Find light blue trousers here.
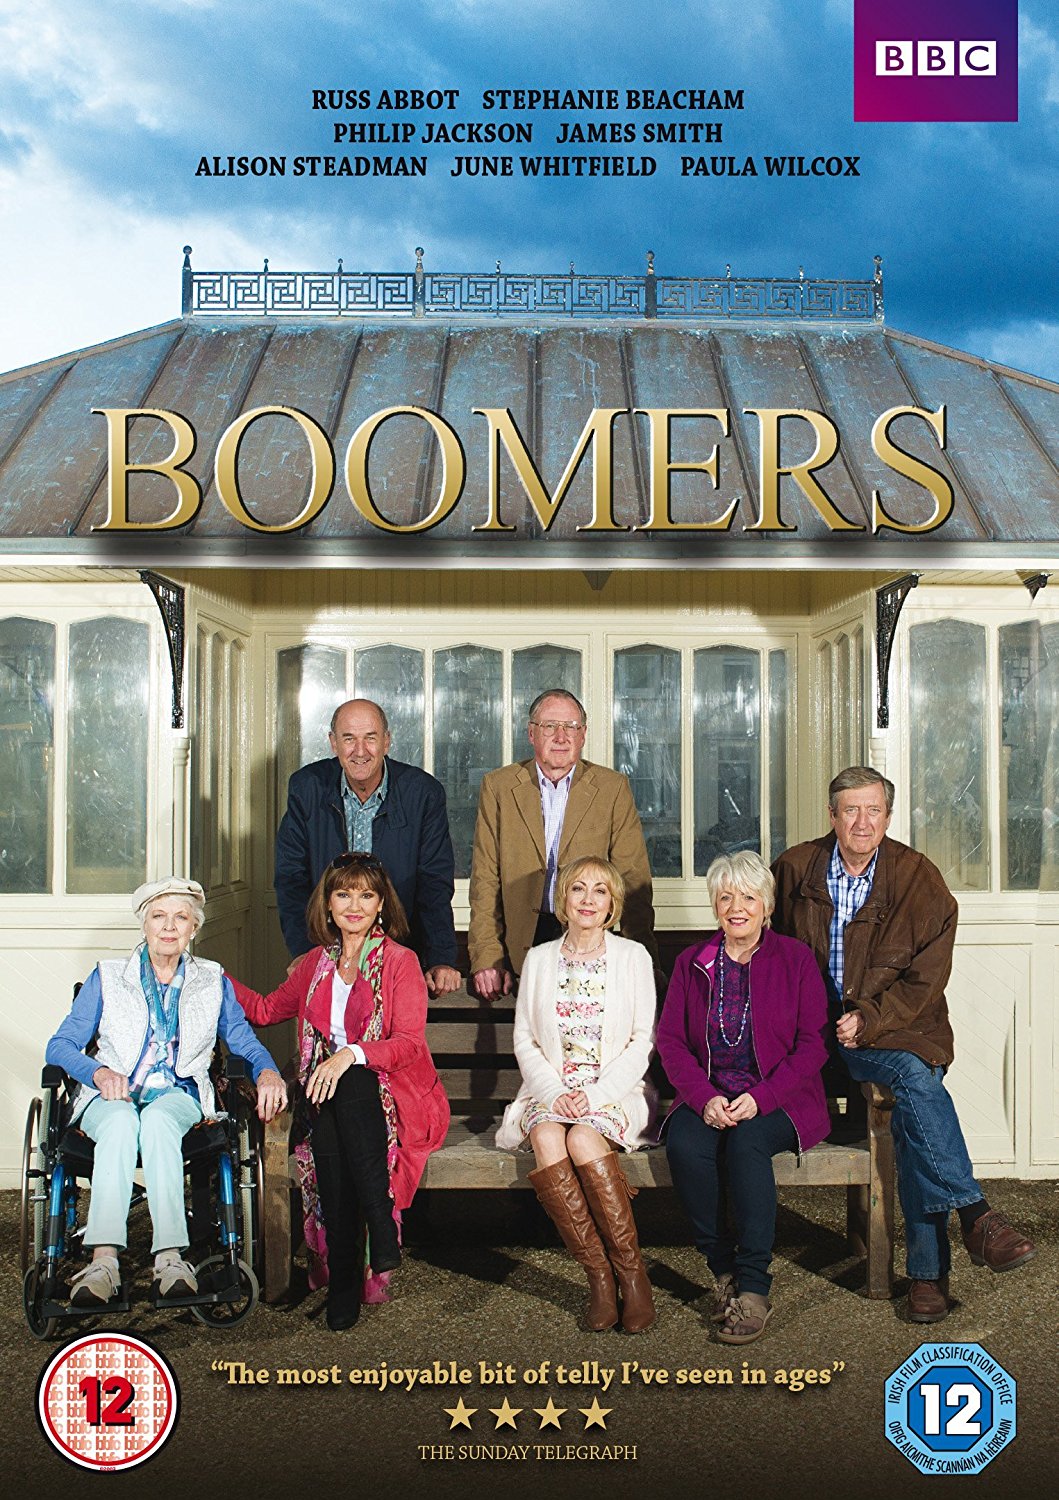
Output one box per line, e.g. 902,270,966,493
80,1091,203,1252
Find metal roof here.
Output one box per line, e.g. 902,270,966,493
1,311,1058,568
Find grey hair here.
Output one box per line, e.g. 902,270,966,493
527,688,586,726
828,766,895,815
138,893,206,937
705,850,775,923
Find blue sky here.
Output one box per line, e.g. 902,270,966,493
1,0,1057,377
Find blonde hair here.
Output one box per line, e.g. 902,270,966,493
705,850,775,924
554,856,625,931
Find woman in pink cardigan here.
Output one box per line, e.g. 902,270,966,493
231,853,448,1330
496,855,657,1334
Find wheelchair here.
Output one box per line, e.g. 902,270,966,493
21,1050,266,1339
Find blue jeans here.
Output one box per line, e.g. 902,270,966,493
80,1091,203,1253
841,1046,982,1280
665,1104,797,1296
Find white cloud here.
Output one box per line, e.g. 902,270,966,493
1021,15,1059,108
0,141,428,371
963,318,1059,384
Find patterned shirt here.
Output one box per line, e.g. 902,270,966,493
342,761,389,852
537,764,573,913
826,841,879,998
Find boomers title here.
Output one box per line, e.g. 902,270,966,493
94,402,954,536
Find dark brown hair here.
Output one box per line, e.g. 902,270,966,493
305,853,410,948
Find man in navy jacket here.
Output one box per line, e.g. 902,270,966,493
275,698,461,994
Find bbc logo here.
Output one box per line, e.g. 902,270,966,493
875,40,997,77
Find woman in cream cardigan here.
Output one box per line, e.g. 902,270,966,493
496,855,657,1333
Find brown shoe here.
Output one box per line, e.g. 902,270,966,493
907,1277,951,1323
576,1154,656,1333
529,1158,618,1331
962,1210,1036,1273
716,1292,772,1344
709,1273,737,1323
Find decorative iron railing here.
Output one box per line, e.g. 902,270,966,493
181,247,884,323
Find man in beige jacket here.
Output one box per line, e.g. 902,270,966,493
468,690,656,998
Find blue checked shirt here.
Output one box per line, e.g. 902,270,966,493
826,842,879,999
342,761,389,852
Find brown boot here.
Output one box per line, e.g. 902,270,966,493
528,1158,618,1331
962,1210,1036,1273
907,1277,951,1323
576,1154,656,1334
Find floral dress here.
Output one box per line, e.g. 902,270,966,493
520,951,634,1149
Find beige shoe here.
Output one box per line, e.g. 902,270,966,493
70,1258,120,1307
709,1273,737,1323
154,1255,198,1298
716,1291,772,1344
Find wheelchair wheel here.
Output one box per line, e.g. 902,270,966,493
20,1095,46,1275
23,1265,58,1341
190,1256,259,1328
237,1110,265,1279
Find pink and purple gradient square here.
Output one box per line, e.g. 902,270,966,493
854,0,1018,122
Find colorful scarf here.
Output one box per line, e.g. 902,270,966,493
294,935,401,1299
132,945,185,1105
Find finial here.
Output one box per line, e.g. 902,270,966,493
415,246,424,269
798,265,805,281
182,245,193,267
646,250,655,275
337,258,343,273
726,263,732,279
496,259,501,274
569,260,575,276
263,257,269,273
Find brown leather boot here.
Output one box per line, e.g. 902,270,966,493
962,1210,1036,1272
576,1154,656,1333
907,1277,951,1323
528,1158,618,1331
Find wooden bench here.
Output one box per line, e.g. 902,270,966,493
261,987,896,1302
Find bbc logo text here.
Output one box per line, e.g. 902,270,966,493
875,41,997,78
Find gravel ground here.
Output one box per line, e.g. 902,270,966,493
4,1181,1057,1499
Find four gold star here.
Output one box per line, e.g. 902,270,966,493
443,1397,477,1429
489,1397,523,1429
533,1397,566,1429
579,1397,611,1429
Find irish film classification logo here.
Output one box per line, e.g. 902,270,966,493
853,0,1018,122
36,1332,180,1471
885,1343,1016,1476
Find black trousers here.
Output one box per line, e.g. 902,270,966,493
312,1066,397,1290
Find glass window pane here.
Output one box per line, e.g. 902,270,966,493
276,645,346,797
355,645,424,767
0,617,55,893
434,645,502,877
693,647,761,874
511,646,582,755
1000,620,1059,890
66,617,150,894
614,646,681,877
909,619,989,891
769,649,789,861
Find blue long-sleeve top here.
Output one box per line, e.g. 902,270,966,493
46,967,280,1100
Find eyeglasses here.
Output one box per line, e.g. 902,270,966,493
530,720,586,735
328,852,385,872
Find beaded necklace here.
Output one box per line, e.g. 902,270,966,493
715,943,753,1048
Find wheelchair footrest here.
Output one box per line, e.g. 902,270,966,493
44,1292,132,1319
150,1264,244,1310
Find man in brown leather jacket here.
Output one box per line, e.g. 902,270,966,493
772,766,1035,1323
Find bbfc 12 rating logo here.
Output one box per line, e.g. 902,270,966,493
885,1343,1016,1475
36,1332,180,1472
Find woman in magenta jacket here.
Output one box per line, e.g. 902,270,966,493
657,850,828,1345
231,853,449,1330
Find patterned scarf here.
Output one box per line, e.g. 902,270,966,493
132,945,186,1105
294,934,400,1296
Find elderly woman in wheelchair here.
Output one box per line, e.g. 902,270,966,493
39,876,286,1319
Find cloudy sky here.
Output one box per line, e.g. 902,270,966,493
1,0,1057,377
